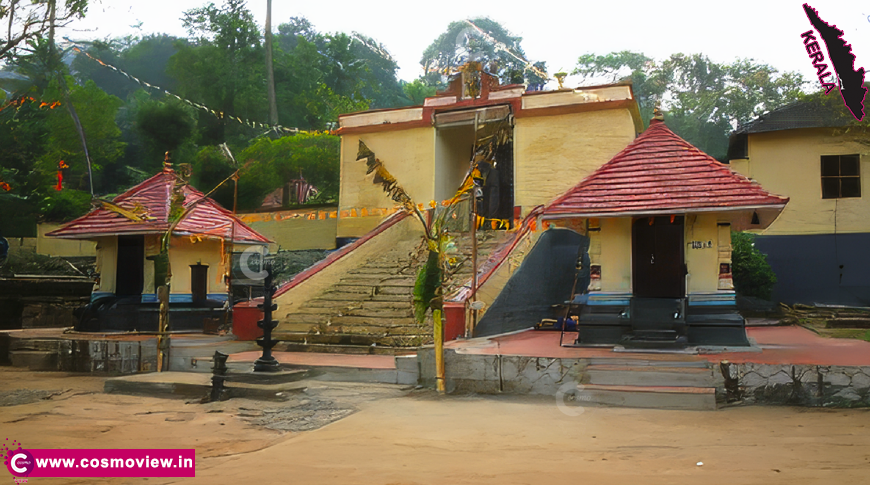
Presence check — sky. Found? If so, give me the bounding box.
[60,0,869,90]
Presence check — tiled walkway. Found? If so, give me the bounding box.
[443,326,870,367]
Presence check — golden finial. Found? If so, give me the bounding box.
[652,103,664,121]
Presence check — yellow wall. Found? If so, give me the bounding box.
[590,215,728,295]
[93,235,236,296]
[597,218,632,292]
[274,215,424,320]
[240,209,337,251]
[167,237,226,295]
[339,128,436,237]
[95,236,117,293]
[36,224,96,257]
[685,214,721,293]
[434,125,476,201]
[514,109,637,211]
[733,128,870,235]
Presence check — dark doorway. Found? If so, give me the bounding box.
[115,235,144,296]
[190,264,209,303]
[632,216,685,298]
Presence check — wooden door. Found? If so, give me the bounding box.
[632,216,685,298]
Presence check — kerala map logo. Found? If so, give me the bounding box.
[801,3,867,121]
[3,439,34,483]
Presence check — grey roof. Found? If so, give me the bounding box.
[733,100,854,135]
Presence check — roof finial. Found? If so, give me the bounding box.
[652,103,664,122]
[163,151,173,172]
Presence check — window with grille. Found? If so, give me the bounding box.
[821,154,861,199]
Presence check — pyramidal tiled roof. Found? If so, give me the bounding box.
[47,169,270,243]
[543,119,789,217]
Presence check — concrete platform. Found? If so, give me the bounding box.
[444,326,870,367]
[104,371,308,401]
[227,351,418,385]
[419,326,870,408]
[2,328,259,374]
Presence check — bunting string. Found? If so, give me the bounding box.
[463,20,548,80]
[72,46,303,135]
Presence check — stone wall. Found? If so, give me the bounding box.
[419,348,586,396]
[736,363,870,407]
[21,298,87,328]
[57,339,158,374]
[419,347,870,408]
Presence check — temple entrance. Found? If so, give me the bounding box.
[632,216,685,298]
[434,106,514,223]
[115,235,144,297]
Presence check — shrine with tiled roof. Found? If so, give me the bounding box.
[46,165,270,333]
[535,110,789,347]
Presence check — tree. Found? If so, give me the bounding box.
[272,19,391,129]
[574,52,805,160]
[167,0,265,144]
[402,79,436,106]
[39,79,125,193]
[420,18,546,87]
[135,97,197,170]
[238,132,339,207]
[0,0,88,60]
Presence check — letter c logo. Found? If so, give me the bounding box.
[10,454,28,474]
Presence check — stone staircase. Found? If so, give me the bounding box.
[271,226,515,355]
[442,229,514,296]
[577,356,722,410]
[273,233,430,354]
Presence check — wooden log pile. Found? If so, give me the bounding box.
[779,303,870,328]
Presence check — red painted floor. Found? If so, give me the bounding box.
[228,351,397,370]
[444,326,870,367]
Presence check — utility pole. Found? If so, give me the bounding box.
[264,0,278,127]
[468,112,480,338]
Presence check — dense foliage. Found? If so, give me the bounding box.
[731,231,778,301]
[573,51,806,161]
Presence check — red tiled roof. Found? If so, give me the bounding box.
[46,169,270,243]
[543,119,789,217]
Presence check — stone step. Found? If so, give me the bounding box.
[347,266,406,275]
[304,300,413,312]
[588,357,709,368]
[575,383,717,410]
[10,350,58,371]
[272,331,431,348]
[275,322,427,336]
[585,365,715,388]
[308,293,412,303]
[370,294,413,303]
[325,284,414,296]
[293,306,413,319]
[339,276,417,286]
[325,285,375,294]
[375,286,414,295]
[283,313,418,327]
[273,341,416,355]
[341,308,414,318]
[9,338,62,352]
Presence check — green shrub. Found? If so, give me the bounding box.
[731,231,777,300]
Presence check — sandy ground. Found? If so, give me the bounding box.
[1,368,869,485]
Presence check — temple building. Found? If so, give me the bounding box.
[47,166,270,332]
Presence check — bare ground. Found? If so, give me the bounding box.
[1,367,869,484]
